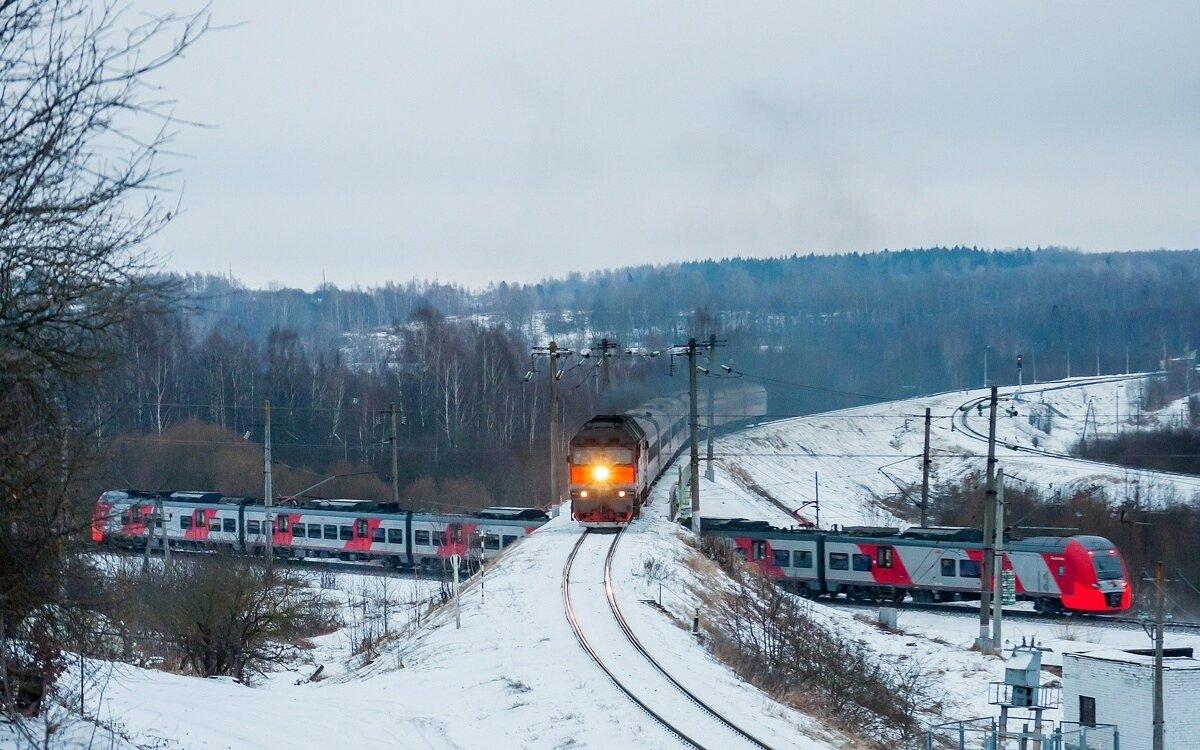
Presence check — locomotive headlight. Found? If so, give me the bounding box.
[591,465,611,482]
[617,490,627,498]
[579,490,589,499]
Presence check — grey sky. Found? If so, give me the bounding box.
[150,2,1200,290]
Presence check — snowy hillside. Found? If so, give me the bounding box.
[9,373,1199,750]
[706,373,1200,529]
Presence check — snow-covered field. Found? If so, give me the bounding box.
[6,373,1195,749]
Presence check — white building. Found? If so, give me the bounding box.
[1062,647,1200,750]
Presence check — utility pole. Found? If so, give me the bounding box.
[390,402,399,505]
[263,399,273,581]
[1067,343,1072,379]
[549,341,561,509]
[920,408,931,527]
[991,468,1005,651]
[977,386,999,653]
[1153,561,1165,750]
[1096,346,1101,376]
[984,345,990,388]
[598,337,615,394]
[814,472,820,528]
[705,333,716,481]
[687,337,700,533]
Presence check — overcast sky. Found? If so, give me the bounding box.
[148,2,1199,290]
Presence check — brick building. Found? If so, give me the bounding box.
[1062,647,1200,749]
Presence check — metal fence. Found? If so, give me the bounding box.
[926,718,1118,750]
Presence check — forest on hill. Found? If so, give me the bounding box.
[88,247,1200,510]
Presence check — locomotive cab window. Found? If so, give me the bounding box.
[793,551,813,569]
[772,549,790,567]
[877,546,893,569]
[852,553,872,572]
[829,552,849,570]
[959,559,981,578]
[387,528,403,544]
[940,559,956,577]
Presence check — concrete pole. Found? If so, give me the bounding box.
[549,341,560,509]
[264,399,273,580]
[992,468,1005,651]
[977,386,998,652]
[920,408,931,527]
[688,338,700,534]
[1154,561,1165,750]
[390,402,399,505]
[705,334,716,481]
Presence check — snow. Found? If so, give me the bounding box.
[6,373,1196,749]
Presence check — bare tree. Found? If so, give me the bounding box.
[0,0,206,723]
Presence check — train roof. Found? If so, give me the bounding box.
[473,507,549,521]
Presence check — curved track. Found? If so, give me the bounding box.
[563,529,779,750]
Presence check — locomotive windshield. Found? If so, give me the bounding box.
[570,446,633,464]
[1093,554,1124,580]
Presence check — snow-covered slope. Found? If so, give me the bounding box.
[10,373,1199,749]
[708,374,1200,529]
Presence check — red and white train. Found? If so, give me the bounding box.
[704,519,1132,614]
[569,383,768,527]
[92,490,547,569]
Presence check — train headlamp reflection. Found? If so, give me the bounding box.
[591,465,611,482]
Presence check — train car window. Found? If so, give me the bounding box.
[877,546,893,569]
[959,559,981,578]
[180,515,192,530]
[483,534,501,550]
[371,527,385,543]
[131,507,142,522]
[247,519,260,535]
[772,549,790,567]
[339,526,352,541]
[829,552,849,570]
[309,524,322,538]
[120,511,131,525]
[223,518,236,533]
[735,547,747,560]
[388,528,403,544]
[940,559,956,577]
[433,531,446,546]
[852,554,872,572]
[293,524,306,538]
[793,551,813,569]
[415,530,431,546]
[356,519,368,538]
[750,540,767,561]
[323,525,338,540]
[1057,564,1065,577]
[502,535,517,547]
[209,520,221,532]
[451,526,463,544]
[155,517,163,529]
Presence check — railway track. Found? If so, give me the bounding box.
[562,529,779,750]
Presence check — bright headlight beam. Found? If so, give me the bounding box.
[592,465,611,481]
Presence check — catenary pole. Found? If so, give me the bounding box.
[688,338,700,533]
[264,399,273,580]
[1154,561,1164,750]
[920,408,931,527]
[390,402,399,505]
[549,341,560,509]
[992,468,1005,650]
[705,334,716,481]
[977,386,998,652]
